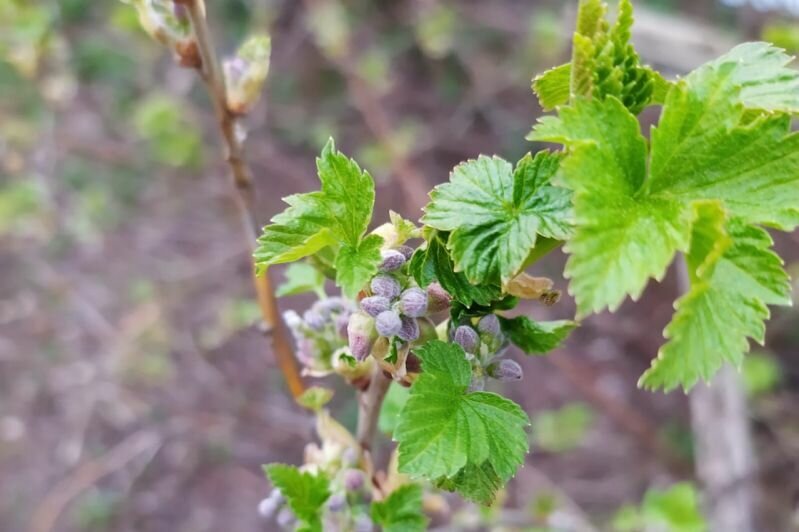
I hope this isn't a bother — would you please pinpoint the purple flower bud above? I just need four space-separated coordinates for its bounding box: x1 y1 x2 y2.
296 338 316 366
360 296 391 317
468 376 486 392
397 316 420 342
426 282 451 313
486 359 523 381
396 245 414 260
276 507 295 528
454 325 480 354
371 274 401 299
343 469 364 491
335 313 350 338
303 310 325 331
257 488 284 518
327 492 347 512
399 287 428 318
375 310 402 337
173 3 189 23
379 249 406 272
477 314 501 337
312 297 346 318
354 515 375 532
348 312 376 361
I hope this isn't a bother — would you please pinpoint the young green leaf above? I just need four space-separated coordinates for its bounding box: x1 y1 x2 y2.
640 204 791 391
499 316 576 354
422 152 571 286
255 139 381 296
532 63 571 111
276 262 326 297
434 462 503 506
393 341 529 501
263 464 330 532
370 484 428 532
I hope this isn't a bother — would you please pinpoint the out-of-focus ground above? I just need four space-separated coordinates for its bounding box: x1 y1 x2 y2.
1 0 798 531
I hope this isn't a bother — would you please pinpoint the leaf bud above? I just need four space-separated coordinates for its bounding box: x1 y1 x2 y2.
453 325 480 354
426 282 451 313
347 312 377 360
343 469 364 491
370 274 401 299
399 287 428 318
375 310 402 337
397 316 420 342
396 245 414 260
486 359 523 381
224 34 271 114
379 249 406 272
360 295 391 317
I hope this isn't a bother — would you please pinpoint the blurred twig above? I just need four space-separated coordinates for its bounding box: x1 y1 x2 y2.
180 0 304 398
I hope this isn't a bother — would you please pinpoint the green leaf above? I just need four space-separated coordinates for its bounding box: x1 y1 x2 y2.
276 262 326 297
641 483 705 532
434 462 503 506
378 383 410 436
394 341 529 500
531 403 594 452
409 232 501 307
296 386 334 412
370 484 428 532
499 316 576 354
532 63 571 110
423 152 571 285
263 464 330 532
532 41 798 389
334 234 383 298
255 138 379 296
640 204 791 391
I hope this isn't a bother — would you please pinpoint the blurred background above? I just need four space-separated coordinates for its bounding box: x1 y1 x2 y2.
1 0 799 530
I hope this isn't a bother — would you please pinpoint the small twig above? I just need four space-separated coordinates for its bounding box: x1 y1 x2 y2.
181 0 304 398
356 366 392 452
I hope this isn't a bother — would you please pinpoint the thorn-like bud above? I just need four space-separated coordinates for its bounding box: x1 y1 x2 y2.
426 282 451 313
360 295 391 317
454 325 480 354
370 274 401 299
327 492 347 512
486 359 523 381
375 310 402 337
347 312 376 360
379 249 406 272
343 469 364 491
399 287 428 318
397 316 420 342
396 245 414 260
224 34 271 114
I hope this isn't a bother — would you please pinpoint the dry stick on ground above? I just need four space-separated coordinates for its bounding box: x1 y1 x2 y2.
179 0 304 398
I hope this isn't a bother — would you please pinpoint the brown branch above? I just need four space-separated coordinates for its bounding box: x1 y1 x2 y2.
182 0 304 398
356 366 392 452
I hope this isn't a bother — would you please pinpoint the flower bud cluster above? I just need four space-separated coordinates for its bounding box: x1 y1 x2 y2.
451 313 524 387
284 297 357 377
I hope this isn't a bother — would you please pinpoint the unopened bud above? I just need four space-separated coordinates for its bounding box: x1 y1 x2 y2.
335 313 350 338
426 282 451 313
257 488 284 518
224 34 271 114
396 245 414 260
371 274 401 299
379 249 406 272
276 507 295 528
415 317 437 345
486 359 523 381
327 492 347 512
347 312 376 360
477 314 504 352
468 376 486 392
360 295 391 317
303 309 325 331
131 0 191 48
399 287 427 318
454 325 480 354
354 514 375 532
375 310 402 337
397 316 420 342
343 469 364 491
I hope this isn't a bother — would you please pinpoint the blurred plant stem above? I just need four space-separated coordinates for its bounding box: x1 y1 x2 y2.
356 366 392 452
180 0 305 398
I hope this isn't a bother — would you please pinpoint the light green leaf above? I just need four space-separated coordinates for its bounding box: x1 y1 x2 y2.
434 462 503 506
499 316 576 354
296 386 334 412
394 341 529 494
378 384 410 436
640 205 791 391
370 484 428 532
532 63 571 110
531 403 594 452
423 152 571 285
334 234 383 298
263 464 330 532
276 262 326 297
